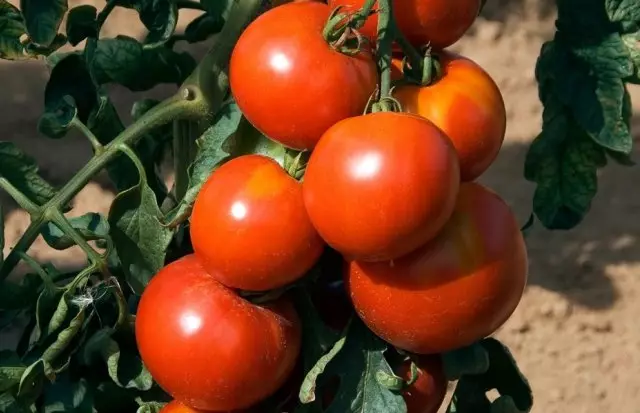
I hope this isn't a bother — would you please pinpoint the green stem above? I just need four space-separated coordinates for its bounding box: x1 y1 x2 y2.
17 252 59 291
72 118 103 154
117 143 148 180
376 0 394 99
172 120 199 202
394 29 423 77
49 210 102 268
176 0 205 10
351 0 378 28
0 178 39 215
0 216 46 280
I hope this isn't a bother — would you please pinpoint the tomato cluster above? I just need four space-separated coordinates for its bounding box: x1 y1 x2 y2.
136 1 528 412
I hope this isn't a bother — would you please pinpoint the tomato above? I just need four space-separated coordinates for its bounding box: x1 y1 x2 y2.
135 255 301 411
159 400 247 413
328 0 480 49
190 155 324 291
303 112 460 262
229 1 378 150
399 356 447 413
346 182 527 354
393 51 506 181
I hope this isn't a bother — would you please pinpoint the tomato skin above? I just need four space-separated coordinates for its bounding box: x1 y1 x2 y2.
394 51 506 181
190 155 324 291
399 356 447 413
229 1 378 150
346 182 528 354
159 400 247 413
303 112 460 262
328 0 480 49
135 255 302 411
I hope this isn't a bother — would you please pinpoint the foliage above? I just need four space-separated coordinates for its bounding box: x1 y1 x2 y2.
0 0 635 412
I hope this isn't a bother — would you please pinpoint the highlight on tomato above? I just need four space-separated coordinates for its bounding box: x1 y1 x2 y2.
394 50 507 181
135 255 302 411
328 0 481 49
303 111 460 262
229 1 378 150
190 154 324 291
346 182 528 354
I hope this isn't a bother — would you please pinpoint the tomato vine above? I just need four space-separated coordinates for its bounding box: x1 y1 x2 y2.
0 0 636 412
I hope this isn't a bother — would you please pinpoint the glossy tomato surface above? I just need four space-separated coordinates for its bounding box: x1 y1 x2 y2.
303 112 460 262
159 400 247 413
346 182 528 354
135 255 302 411
230 1 378 150
399 356 447 413
328 0 481 49
190 155 324 291
394 51 506 181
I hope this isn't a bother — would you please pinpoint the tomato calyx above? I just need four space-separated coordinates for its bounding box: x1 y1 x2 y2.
376 359 421 392
322 7 371 55
396 48 444 87
283 148 309 180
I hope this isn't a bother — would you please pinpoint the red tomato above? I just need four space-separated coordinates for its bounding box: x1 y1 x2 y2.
346 182 527 354
328 0 480 49
229 1 378 150
394 51 506 181
190 155 324 291
399 356 447 413
303 112 460 262
159 400 247 413
135 255 301 411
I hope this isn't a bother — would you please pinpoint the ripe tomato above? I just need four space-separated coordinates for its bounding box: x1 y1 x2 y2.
135 255 301 411
190 154 324 291
394 51 506 181
229 1 378 150
399 356 447 413
346 182 528 354
328 0 480 49
159 400 247 413
303 112 460 262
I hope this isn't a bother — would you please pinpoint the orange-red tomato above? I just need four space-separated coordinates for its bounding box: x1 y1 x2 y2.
346 182 528 354
399 356 447 413
394 51 506 181
230 1 378 150
190 155 324 291
328 0 481 49
303 112 460 262
159 400 247 413
135 255 301 411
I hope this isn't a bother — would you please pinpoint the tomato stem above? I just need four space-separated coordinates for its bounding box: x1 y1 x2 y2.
376 0 394 100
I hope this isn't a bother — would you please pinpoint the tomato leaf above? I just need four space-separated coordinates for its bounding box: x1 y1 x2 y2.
17 358 51 403
117 0 178 47
0 1 29 60
165 100 242 224
442 342 490 381
0 274 41 311
0 141 57 206
199 0 233 19
183 14 225 43
136 401 166 413
19 0 68 46
91 36 196 91
101 336 153 390
65 5 97 46
108 176 173 295
300 319 407 413
42 377 93 413
446 338 533 413
42 213 109 251
605 0 640 33
0 391 30 413
0 351 26 393
622 31 640 83
0 204 4 267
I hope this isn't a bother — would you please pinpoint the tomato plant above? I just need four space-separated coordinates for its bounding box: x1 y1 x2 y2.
0 0 636 412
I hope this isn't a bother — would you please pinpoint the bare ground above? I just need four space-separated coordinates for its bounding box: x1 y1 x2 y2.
1 1 639 412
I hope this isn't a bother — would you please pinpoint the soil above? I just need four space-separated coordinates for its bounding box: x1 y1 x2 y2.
1 1 639 413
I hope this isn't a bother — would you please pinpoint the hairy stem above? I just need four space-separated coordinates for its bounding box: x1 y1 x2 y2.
72 118 104 154
351 0 378 27
377 0 394 99
176 0 205 10
49 210 102 268
0 178 39 215
0 216 46 280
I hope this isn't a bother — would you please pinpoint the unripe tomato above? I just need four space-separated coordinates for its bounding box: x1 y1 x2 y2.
303 112 460 262
346 182 528 354
399 356 447 413
136 255 301 411
159 400 247 413
190 155 324 291
328 0 481 49
229 1 378 150
394 51 506 181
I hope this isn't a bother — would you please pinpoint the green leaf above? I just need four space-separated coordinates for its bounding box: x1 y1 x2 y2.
108 176 173 295
136 401 166 413
65 5 97 46
43 377 93 413
0 391 31 413
0 142 57 206
92 35 196 91
17 359 51 402
0 204 4 266
446 338 533 413
605 0 640 33
33 287 64 344
442 342 490 381
166 100 242 223
19 0 68 46
622 31 640 83
200 0 233 18
0 351 26 392
39 54 97 139
131 99 161 121
300 319 407 413
39 299 85 368
0 0 28 60
24 31 66 56
0 274 41 311
42 213 109 250
118 0 178 47
183 13 224 43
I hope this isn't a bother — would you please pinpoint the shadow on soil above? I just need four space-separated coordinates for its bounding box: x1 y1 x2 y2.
0 41 638 312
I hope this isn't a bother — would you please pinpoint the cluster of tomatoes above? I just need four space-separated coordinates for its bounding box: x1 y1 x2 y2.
134 1 529 412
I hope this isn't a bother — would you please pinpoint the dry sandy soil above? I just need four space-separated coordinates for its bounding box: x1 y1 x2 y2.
1 1 639 412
